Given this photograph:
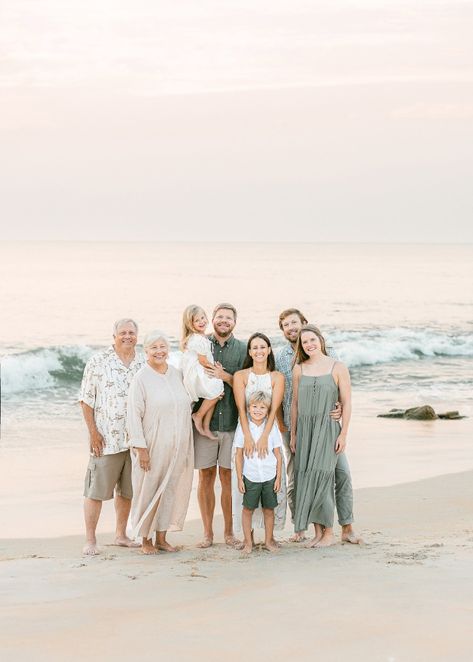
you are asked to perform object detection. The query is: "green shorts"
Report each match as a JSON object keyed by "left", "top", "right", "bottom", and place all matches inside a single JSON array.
[{"left": 242, "top": 476, "right": 277, "bottom": 510}]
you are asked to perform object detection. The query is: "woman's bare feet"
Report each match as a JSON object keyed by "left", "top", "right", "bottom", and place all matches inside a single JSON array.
[
  {"left": 196, "top": 536, "right": 213, "bottom": 549},
  {"left": 263, "top": 541, "right": 279, "bottom": 552},
  {"left": 341, "top": 525, "right": 363, "bottom": 544},
  {"left": 142, "top": 540, "right": 159, "bottom": 555},
  {"left": 114, "top": 535, "right": 141, "bottom": 548},
  {"left": 314, "top": 531, "right": 336, "bottom": 548},
  {"left": 305, "top": 534, "right": 323, "bottom": 548},
  {"left": 289, "top": 532, "right": 306, "bottom": 543},
  {"left": 83, "top": 542, "right": 100, "bottom": 556},
  {"left": 155, "top": 541, "right": 178, "bottom": 552},
  {"left": 242, "top": 544, "right": 252, "bottom": 554}
]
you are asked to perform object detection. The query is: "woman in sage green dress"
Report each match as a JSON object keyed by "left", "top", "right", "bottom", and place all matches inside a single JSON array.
[{"left": 290, "top": 325, "right": 352, "bottom": 548}]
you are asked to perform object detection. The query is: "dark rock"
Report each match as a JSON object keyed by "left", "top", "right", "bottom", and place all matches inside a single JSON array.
[
  {"left": 404, "top": 406, "right": 438, "bottom": 420},
  {"left": 438, "top": 411, "right": 466, "bottom": 419},
  {"left": 377, "top": 409, "right": 405, "bottom": 419},
  {"left": 378, "top": 406, "right": 466, "bottom": 420}
]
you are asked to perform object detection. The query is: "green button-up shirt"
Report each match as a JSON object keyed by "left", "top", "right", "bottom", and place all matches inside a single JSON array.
[{"left": 206, "top": 334, "right": 247, "bottom": 432}]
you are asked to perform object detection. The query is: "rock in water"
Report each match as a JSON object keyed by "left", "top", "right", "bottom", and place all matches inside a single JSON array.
[
  {"left": 438, "top": 411, "right": 465, "bottom": 419},
  {"left": 404, "top": 406, "right": 438, "bottom": 420},
  {"left": 377, "top": 409, "right": 406, "bottom": 419}
]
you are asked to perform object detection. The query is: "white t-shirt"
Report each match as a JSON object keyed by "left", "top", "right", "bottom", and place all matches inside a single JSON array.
[{"left": 234, "top": 419, "right": 283, "bottom": 483}]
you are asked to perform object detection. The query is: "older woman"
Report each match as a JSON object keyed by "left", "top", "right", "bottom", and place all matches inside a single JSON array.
[{"left": 126, "top": 330, "right": 193, "bottom": 555}]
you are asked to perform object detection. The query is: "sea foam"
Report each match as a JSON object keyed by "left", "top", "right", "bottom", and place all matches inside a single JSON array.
[{"left": 2, "top": 328, "right": 473, "bottom": 396}]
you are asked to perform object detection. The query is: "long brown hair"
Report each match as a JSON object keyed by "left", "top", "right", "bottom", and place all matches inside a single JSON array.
[
  {"left": 293, "top": 325, "right": 327, "bottom": 365},
  {"left": 243, "top": 332, "right": 276, "bottom": 371}
]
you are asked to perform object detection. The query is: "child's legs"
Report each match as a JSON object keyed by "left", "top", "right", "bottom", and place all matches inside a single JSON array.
[
  {"left": 193, "top": 397, "right": 219, "bottom": 422},
  {"left": 202, "top": 402, "right": 217, "bottom": 431},
  {"left": 242, "top": 507, "right": 254, "bottom": 548},
  {"left": 262, "top": 508, "right": 275, "bottom": 545}
]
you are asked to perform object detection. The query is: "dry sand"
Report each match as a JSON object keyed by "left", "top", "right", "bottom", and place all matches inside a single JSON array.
[{"left": 1, "top": 470, "right": 473, "bottom": 662}]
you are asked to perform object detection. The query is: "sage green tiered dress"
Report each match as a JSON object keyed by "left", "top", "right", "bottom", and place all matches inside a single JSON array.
[{"left": 294, "top": 367, "right": 341, "bottom": 532}]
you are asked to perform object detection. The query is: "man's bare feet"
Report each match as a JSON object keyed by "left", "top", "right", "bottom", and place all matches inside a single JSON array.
[
  {"left": 114, "top": 536, "right": 141, "bottom": 548},
  {"left": 142, "top": 540, "right": 159, "bottom": 555},
  {"left": 196, "top": 536, "right": 213, "bottom": 549},
  {"left": 83, "top": 542, "right": 100, "bottom": 556},
  {"left": 155, "top": 541, "right": 178, "bottom": 552},
  {"left": 341, "top": 526, "right": 363, "bottom": 544},
  {"left": 192, "top": 413, "right": 206, "bottom": 436},
  {"left": 289, "top": 532, "right": 306, "bottom": 543},
  {"left": 263, "top": 541, "right": 279, "bottom": 553},
  {"left": 225, "top": 535, "right": 244, "bottom": 550},
  {"left": 242, "top": 544, "right": 252, "bottom": 554}
]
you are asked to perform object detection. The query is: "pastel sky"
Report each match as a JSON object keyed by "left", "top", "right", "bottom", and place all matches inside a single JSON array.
[{"left": 1, "top": 0, "right": 472, "bottom": 241}]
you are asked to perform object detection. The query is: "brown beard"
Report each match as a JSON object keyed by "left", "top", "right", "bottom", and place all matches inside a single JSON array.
[{"left": 213, "top": 325, "right": 233, "bottom": 338}]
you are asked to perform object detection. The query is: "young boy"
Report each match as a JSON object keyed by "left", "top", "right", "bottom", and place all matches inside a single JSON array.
[{"left": 234, "top": 391, "right": 283, "bottom": 554}]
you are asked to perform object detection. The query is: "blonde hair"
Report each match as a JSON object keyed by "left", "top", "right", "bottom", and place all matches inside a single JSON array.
[
  {"left": 248, "top": 390, "right": 271, "bottom": 410},
  {"left": 181, "top": 304, "right": 207, "bottom": 350}
]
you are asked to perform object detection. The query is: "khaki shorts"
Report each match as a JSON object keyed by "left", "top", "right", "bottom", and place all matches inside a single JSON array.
[
  {"left": 193, "top": 429, "right": 234, "bottom": 470},
  {"left": 83, "top": 450, "right": 132, "bottom": 501}
]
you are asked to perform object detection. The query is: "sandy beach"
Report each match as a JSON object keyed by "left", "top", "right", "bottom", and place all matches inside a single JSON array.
[{"left": 1, "top": 466, "right": 473, "bottom": 661}]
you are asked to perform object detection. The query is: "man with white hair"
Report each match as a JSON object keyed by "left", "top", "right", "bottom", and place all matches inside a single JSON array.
[{"left": 80, "top": 318, "right": 145, "bottom": 555}]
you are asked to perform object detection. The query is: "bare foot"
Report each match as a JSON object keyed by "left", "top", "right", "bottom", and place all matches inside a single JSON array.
[
  {"left": 305, "top": 534, "right": 323, "bottom": 548},
  {"left": 155, "top": 541, "right": 178, "bottom": 552},
  {"left": 203, "top": 427, "right": 218, "bottom": 440},
  {"left": 271, "top": 537, "right": 282, "bottom": 548},
  {"left": 196, "top": 536, "right": 213, "bottom": 549},
  {"left": 83, "top": 542, "right": 100, "bottom": 556},
  {"left": 314, "top": 533, "right": 336, "bottom": 548},
  {"left": 192, "top": 413, "right": 206, "bottom": 436},
  {"left": 289, "top": 532, "right": 306, "bottom": 543},
  {"left": 225, "top": 535, "right": 244, "bottom": 550},
  {"left": 114, "top": 536, "right": 141, "bottom": 548},
  {"left": 263, "top": 541, "right": 279, "bottom": 553},
  {"left": 142, "top": 540, "right": 159, "bottom": 555},
  {"left": 242, "top": 544, "right": 252, "bottom": 554},
  {"left": 341, "top": 528, "right": 363, "bottom": 544}
]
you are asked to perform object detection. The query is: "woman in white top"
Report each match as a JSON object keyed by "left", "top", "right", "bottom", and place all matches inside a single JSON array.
[
  {"left": 232, "top": 332, "right": 287, "bottom": 536},
  {"left": 181, "top": 305, "right": 224, "bottom": 439}
]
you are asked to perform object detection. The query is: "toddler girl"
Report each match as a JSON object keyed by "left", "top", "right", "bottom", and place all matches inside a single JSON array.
[{"left": 181, "top": 305, "right": 224, "bottom": 440}]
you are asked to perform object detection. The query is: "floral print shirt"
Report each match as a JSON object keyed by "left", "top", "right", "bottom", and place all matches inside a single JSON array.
[{"left": 79, "top": 346, "right": 145, "bottom": 455}]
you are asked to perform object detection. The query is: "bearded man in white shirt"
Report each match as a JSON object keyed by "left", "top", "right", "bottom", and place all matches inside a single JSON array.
[{"left": 80, "top": 318, "right": 144, "bottom": 555}]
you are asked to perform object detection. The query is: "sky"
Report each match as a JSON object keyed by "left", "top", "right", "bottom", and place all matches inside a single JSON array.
[{"left": 1, "top": 0, "right": 472, "bottom": 242}]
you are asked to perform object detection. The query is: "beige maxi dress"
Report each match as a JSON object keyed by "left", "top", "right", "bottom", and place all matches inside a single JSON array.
[{"left": 126, "top": 363, "right": 194, "bottom": 539}]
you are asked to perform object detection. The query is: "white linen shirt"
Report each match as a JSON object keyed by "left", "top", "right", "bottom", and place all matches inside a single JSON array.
[
  {"left": 79, "top": 346, "right": 145, "bottom": 455},
  {"left": 234, "top": 420, "right": 283, "bottom": 483}
]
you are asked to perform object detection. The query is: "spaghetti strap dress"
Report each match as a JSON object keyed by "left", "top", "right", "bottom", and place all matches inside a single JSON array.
[
  {"left": 231, "top": 371, "right": 287, "bottom": 533},
  {"left": 293, "top": 363, "right": 341, "bottom": 532}
]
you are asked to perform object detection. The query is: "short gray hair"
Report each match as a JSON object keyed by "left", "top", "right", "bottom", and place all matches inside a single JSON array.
[
  {"left": 113, "top": 318, "right": 138, "bottom": 336},
  {"left": 143, "top": 330, "right": 170, "bottom": 350}
]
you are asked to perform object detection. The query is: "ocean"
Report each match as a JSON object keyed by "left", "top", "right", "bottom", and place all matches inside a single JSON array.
[{"left": 2, "top": 240, "right": 472, "bottom": 426}]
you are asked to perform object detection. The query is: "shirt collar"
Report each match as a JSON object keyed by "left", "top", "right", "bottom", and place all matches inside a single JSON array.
[{"left": 209, "top": 333, "right": 234, "bottom": 347}]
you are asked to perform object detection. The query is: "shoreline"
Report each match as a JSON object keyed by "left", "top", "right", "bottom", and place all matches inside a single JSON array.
[{"left": 1, "top": 469, "right": 473, "bottom": 661}]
